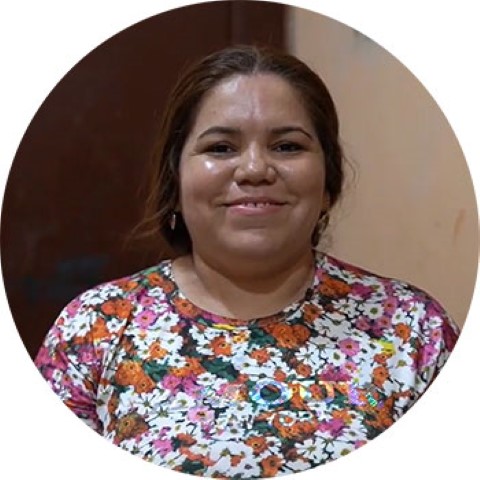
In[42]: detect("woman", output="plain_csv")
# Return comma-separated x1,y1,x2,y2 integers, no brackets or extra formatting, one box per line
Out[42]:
35,45,459,478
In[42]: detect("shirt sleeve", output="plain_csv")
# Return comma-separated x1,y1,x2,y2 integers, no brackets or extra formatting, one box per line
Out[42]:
34,295,107,433
413,294,460,395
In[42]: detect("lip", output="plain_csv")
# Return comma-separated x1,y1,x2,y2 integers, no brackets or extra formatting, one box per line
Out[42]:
223,196,287,216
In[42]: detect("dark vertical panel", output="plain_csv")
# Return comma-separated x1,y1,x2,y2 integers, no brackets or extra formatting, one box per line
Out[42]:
230,0,286,47
1,1,287,358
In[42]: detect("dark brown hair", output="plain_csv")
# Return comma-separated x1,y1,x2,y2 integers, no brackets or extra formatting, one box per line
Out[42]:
137,45,344,254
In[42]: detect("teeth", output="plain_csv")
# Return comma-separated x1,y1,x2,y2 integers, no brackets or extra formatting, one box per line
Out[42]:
243,202,271,207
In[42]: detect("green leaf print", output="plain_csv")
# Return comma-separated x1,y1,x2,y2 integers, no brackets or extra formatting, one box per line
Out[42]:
182,459,206,474
202,358,238,380
143,361,169,381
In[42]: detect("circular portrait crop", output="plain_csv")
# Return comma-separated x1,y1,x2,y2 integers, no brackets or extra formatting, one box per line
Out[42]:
1,1,477,479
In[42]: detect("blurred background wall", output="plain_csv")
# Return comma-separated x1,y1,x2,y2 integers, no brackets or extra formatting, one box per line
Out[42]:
1,1,477,359
288,7,478,327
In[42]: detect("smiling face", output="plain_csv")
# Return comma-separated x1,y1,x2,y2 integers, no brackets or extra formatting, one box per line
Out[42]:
178,73,329,261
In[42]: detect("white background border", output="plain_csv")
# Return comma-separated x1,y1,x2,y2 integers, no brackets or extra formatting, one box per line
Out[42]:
1,1,478,478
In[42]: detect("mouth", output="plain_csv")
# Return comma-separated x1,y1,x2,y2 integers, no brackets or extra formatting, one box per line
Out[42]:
223,198,287,216
224,197,287,207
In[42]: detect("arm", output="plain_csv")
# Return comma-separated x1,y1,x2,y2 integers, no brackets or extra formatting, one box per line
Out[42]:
35,297,107,433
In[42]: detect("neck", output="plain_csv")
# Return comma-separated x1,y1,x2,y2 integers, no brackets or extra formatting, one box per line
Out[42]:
173,248,316,320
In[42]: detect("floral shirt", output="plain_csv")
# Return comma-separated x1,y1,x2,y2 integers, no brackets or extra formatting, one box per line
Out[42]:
35,252,459,478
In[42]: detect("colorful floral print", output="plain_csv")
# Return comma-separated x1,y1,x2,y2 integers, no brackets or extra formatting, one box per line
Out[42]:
35,252,459,478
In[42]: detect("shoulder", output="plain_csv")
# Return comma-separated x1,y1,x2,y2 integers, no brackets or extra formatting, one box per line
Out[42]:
316,251,460,349
44,260,175,345
73,259,174,308
318,252,450,309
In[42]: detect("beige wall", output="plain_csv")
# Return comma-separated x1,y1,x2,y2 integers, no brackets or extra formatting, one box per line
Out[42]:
288,8,478,327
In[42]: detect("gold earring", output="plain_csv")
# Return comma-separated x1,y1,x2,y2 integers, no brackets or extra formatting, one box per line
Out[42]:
312,212,330,246
169,212,177,231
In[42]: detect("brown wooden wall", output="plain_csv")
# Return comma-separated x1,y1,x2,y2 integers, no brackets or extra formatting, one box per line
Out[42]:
1,1,287,358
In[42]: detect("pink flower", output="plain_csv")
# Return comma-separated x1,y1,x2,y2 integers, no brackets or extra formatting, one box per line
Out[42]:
66,299,82,316
153,438,173,455
318,418,344,437
383,297,398,315
187,407,214,424
351,284,374,297
182,376,203,396
375,316,392,330
419,343,438,368
134,310,157,328
78,346,97,364
139,295,155,307
442,320,459,352
319,365,351,382
338,338,360,357
161,374,182,392
355,317,370,331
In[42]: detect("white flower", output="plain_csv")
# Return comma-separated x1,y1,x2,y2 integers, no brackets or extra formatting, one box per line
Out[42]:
295,437,324,463
61,311,93,340
295,344,322,370
285,459,311,472
231,354,259,374
160,332,183,353
147,286,169,298
134,390,170,416
360,302,384,319
332,297,358,317
169,392,196,411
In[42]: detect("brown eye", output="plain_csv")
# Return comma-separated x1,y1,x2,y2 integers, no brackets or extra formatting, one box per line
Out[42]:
206,143,236,155
273,142,303,153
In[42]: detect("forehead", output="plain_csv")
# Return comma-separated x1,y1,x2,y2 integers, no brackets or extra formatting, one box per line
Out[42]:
190,73,313,130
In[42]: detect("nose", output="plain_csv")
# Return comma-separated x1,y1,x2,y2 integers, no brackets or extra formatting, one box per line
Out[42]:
233,145,276,185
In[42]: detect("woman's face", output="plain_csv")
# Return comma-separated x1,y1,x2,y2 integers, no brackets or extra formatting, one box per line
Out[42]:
178,73,329,260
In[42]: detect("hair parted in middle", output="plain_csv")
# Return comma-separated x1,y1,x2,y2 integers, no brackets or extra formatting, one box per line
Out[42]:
138,44,345,254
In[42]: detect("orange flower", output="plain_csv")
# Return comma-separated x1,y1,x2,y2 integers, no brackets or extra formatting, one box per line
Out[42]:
115,360,144,385
246,436,268,454
274,369,287,382
295,363,312,377
177,433,196,445
270,324,299,349
173,297,200,318
100,299,133,319
116,279,139,292
148,341,168,359
100,300,116,316
232,331,249,343
373,365,389,387
297,419,318,436
91,317,110,341
250,348,270,364
230,455,243,467
394,323,411,343
133,373,156,394
332,409,352,424
116,299,133,319
115,413,148,442
146,272,174,291
261,455,283,477
320,275,351,297
374,353,389,364
272,415,302,440
210,336,232,356
107,394,119,415
290,394,307,410
171,357,205,377
303,303,322,322
293,324,310,343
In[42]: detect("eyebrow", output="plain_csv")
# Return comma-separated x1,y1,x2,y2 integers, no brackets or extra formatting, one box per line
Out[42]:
197,125,314,140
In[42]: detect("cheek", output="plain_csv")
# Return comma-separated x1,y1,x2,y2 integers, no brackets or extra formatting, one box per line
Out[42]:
282,163,327,201
178,159,230,212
